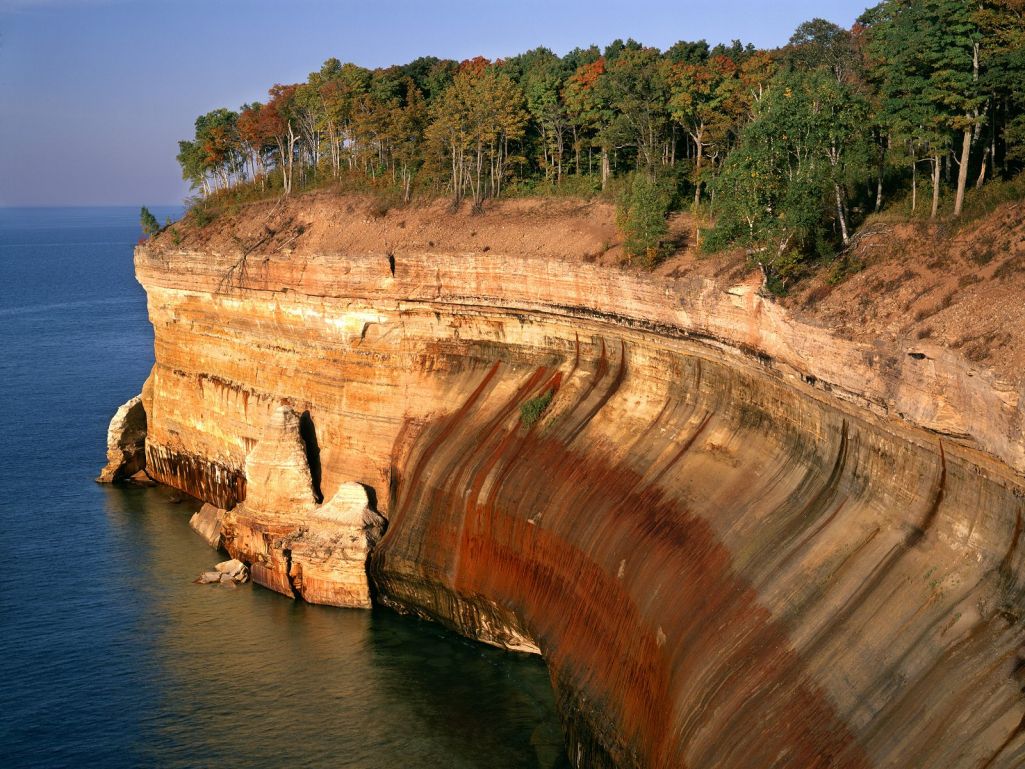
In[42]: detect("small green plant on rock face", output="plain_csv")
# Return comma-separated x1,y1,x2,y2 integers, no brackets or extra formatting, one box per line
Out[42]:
520,390,554,428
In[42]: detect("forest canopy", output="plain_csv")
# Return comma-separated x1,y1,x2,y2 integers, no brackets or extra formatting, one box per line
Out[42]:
176,0,1025,284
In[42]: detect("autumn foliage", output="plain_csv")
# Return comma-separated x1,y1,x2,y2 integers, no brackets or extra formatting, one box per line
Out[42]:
177,3,1025,279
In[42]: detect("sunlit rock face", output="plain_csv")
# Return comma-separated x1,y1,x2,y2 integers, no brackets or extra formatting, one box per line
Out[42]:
184,404,382,608
97,393,148,482
134,227,1025,769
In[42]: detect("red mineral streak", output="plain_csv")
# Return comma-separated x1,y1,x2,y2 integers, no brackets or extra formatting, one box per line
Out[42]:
127,226,1025,769
373,354,873,769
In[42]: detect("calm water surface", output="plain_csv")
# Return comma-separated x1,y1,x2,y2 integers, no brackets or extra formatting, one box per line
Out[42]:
0,207,567,769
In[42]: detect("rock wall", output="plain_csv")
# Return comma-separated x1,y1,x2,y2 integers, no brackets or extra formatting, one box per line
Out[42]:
132,231,1025,769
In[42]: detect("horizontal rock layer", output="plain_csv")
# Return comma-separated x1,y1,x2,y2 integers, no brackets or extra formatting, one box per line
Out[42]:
136,237,1025,769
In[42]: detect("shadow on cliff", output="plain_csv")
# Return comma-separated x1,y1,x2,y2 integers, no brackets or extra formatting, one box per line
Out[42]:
299,410,323,503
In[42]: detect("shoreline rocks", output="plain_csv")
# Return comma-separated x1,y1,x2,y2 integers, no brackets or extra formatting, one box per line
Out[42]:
195,559,249,585
96,394,147,483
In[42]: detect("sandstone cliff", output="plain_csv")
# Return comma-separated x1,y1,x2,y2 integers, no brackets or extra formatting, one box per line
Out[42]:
119,197,1025,769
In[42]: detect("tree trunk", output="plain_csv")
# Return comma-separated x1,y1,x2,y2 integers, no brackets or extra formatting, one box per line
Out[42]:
912,159,917,213
976,146,989,190
573,127,580,175
953,127,972,217
601,146,610,191
693,138,704,208
834,183,850,246
874,137,885,213
931,154,941,220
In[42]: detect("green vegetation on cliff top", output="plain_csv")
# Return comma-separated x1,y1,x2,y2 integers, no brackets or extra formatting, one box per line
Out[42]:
170,1,1025,290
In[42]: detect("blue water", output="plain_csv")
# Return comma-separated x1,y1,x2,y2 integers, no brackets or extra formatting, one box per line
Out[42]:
0,207,566,769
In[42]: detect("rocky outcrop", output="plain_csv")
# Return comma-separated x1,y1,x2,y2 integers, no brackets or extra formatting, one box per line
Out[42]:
126,205,1025,769
287,482,386,607
185,404,384,608
241,405,319,515
96,394,147,482
189,503,225,549
195,559,249,585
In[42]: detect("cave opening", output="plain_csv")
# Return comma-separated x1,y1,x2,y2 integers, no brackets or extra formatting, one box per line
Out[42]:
298,410,323,503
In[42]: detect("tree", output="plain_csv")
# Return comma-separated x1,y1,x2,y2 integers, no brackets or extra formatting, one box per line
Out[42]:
708,71,866,287
171,11,1024,247
784,18,859,83
391,79,428,201
265,85,300,193
175,109,242,195
139,207,160,239
976,1,1025,178
597,47,670,177
665,39,710,65
668,55,739,205
563,56,613,184
176,139,207,195
426,59,527,208
617,173,673,266
514,48,572,182
861,0,984,217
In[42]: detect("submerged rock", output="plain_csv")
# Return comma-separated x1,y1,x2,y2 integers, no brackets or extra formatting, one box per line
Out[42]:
96,394,147,483
126,469,157,487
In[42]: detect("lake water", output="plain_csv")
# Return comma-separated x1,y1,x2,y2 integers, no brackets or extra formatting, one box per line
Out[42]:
0,207,567,769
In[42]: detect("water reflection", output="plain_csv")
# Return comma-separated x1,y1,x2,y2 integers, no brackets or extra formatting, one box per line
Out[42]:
100,486,568,769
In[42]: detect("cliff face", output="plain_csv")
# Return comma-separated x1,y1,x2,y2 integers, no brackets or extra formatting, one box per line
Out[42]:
130,201,1025,769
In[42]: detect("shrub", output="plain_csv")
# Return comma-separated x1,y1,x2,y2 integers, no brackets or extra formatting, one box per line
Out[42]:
190,202,217,228
957,172,1025,224
617,173,673,268
520,390,554,428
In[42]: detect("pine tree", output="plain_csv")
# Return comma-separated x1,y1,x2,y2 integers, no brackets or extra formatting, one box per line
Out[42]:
139,207,161,239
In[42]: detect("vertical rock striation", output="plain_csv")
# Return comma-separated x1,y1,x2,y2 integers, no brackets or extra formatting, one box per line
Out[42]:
126,210,1025,768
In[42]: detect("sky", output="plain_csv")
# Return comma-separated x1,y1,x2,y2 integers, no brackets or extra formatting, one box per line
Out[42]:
0,0,871,206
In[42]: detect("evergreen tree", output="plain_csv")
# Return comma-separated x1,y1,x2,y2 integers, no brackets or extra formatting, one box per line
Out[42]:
139,207,161,239
861,0,984,217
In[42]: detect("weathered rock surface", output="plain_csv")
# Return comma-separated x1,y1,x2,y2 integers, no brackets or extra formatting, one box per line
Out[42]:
185,406,383,608
96,394,147,482
129,212,1025,769
214,559,249,582
286,482,386,607
189,503,225,549
193,562,247,585
242,405,319,515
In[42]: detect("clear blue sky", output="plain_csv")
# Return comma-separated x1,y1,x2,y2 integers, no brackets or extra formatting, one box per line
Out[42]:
0,0,871,206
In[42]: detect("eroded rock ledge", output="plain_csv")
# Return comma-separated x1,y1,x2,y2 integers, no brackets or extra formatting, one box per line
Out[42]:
189,405,385,608
122,231,1025,769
